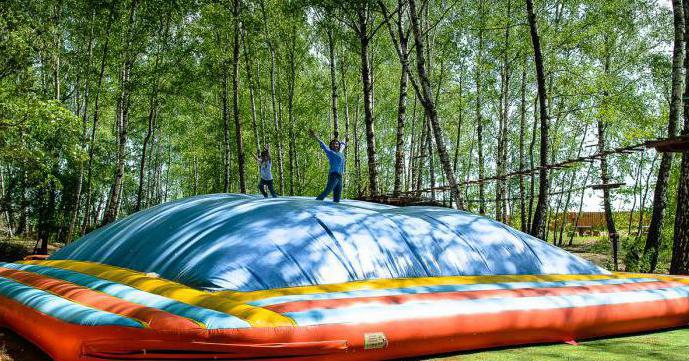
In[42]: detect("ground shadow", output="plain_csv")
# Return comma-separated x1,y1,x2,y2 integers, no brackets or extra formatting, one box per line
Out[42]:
0,328,50,361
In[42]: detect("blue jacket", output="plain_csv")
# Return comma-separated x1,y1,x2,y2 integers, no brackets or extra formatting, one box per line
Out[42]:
318,140,346,175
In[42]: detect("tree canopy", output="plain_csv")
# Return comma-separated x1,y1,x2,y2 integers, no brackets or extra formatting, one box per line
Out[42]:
2,0,688,273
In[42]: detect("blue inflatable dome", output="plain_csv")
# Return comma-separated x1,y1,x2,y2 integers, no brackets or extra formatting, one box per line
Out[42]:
52,194,608,292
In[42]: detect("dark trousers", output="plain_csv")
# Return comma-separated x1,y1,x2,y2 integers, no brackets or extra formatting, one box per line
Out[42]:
258,179,277,198
316,172,343,202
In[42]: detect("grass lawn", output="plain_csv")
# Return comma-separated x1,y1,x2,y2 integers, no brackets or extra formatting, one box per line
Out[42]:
426,327,689,361
2,327,687,360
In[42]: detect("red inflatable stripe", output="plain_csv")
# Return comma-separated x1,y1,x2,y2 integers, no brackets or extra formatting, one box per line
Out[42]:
266,280,685,313
1,291,688,361
0,267,201,331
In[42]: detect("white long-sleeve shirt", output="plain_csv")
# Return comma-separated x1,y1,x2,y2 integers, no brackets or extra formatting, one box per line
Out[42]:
259,160,273,180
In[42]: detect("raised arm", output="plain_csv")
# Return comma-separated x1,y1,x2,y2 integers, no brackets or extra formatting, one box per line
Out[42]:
318,140,330,153
309,129,331,154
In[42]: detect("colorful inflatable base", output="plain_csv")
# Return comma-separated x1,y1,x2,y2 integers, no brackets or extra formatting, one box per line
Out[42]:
1,260,688,360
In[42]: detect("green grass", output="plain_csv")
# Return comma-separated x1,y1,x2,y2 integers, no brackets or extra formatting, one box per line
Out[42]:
426,328,689,361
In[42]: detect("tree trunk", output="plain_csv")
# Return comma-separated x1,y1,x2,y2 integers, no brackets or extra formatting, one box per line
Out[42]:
241,25,261,155
103,0,138,226
496,0,512,223
232,0,245,193
671,0,689,275
527,97,538,227
644,0,684,272
627,153,644,237
93,193,104,226
554,123,589,245
135,17,168,211
556,173,575,246
221,60,231,192
328,26,339,137
341,55,351,193
37,181,57,254
476,2,486,215
427,118,436,200
392,6,409,197
193,154,199,195
407,0,463,207
257,62,268,147
380,0,415,196
82,5,114,234
353,98,362,196
259,0,284,193
637,154,658,239
409,96,418,192
52,1,63,101
356,7,379,197
269,46,284,193
519,62,527,232
671,142,689,274
414,110,428,195
287,24,297,196
17,168,27,236
0,168,13,237
164,139,171,202
66,12,95,242
452,71,464,207
569,162,594,246
136,99,156,210
526,0,550,239
598,51,620,270
598,123,618,271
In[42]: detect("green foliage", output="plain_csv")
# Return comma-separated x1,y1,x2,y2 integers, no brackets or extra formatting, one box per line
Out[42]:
0,0,679,254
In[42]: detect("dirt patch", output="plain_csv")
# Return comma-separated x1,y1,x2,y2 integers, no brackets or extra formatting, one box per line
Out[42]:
0,237,63,263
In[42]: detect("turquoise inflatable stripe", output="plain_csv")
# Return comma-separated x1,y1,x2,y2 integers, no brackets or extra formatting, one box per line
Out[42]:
248,277,660,307
0,262,250,329
285,285,689,326
0,275,142,328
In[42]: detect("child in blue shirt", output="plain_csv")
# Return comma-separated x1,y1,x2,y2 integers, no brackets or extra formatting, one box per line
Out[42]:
310,129,346,203
256,146,277,198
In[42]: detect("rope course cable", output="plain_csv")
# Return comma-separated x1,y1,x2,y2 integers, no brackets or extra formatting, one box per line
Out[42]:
377,135,689,200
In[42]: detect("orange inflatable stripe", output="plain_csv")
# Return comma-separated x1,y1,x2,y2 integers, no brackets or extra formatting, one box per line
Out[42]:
0,267,200,331
265,280,685,313
2,288,689,361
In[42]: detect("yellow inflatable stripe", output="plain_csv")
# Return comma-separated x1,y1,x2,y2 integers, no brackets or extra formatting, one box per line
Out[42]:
21,260,294,327
615,272,689,285
25,260,678,312
227,273,635,302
